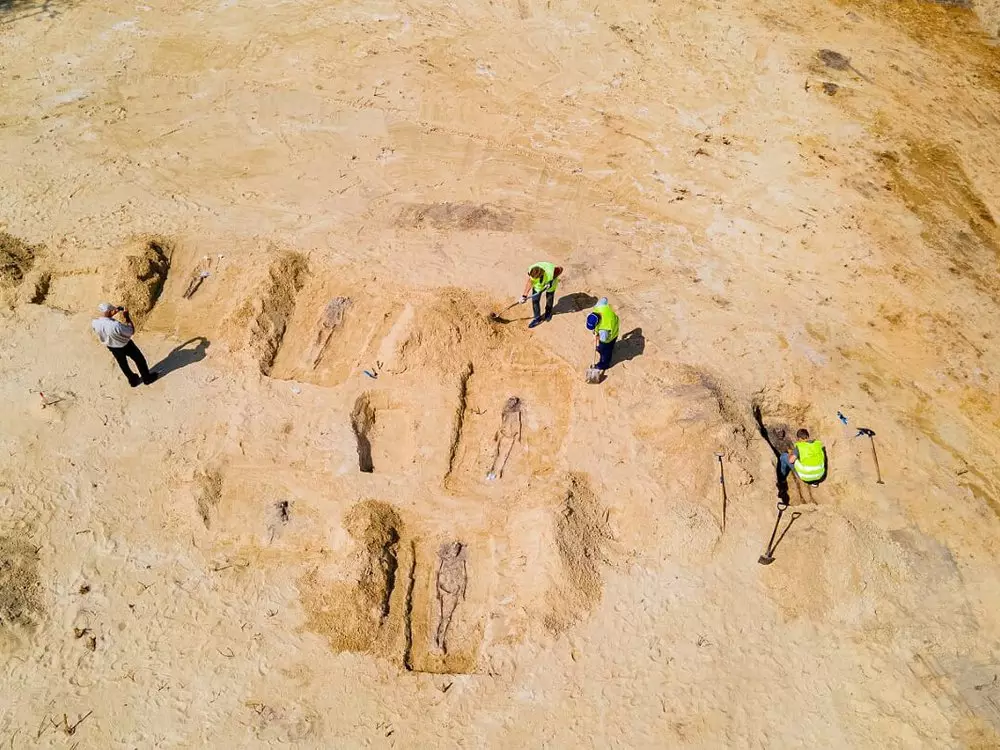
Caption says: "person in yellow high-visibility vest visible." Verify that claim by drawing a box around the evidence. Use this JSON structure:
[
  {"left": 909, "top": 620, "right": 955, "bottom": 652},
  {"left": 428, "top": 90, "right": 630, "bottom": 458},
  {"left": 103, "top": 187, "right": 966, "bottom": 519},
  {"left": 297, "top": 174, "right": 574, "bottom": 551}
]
[
  {"left": 585, "top": 297, "right": 620, "bottom": 371},
  {"left": 780, "top": 428, "right": 827, "bottom": 484},
  {"left": 519, "top": 262, "right": 563, "bottom": 328}
]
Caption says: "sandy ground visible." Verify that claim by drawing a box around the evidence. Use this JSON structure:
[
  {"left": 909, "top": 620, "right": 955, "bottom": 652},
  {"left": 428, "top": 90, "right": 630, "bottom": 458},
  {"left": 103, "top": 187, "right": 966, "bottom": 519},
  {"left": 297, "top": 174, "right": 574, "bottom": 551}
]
[{"left": 2, "top": 0, "right": 1000, "bottom": 747}]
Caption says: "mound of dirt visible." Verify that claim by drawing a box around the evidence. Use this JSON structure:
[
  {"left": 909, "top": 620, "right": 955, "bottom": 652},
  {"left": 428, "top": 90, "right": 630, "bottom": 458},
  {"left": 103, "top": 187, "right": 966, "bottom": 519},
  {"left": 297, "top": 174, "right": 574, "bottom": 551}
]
[
  {"left": 226, "top": 252, "right": 308, "bottom": 375},
  {"left": 0, "top": 533, "right": 43, "bottom": 636},
  {"left": 0, "top": 232, "right": 39, "bottom": 288},
  {"left": 344, "top": 500, "right": 403, "bottom": 621},
  {"left": 107, "top": 237, "right": 172, "bottom": 324},
  {"left": 395, "top": 202, "right": 517, "bottom": 232},
  {"left": 545, "top": 474, "right": 614, "bottom": 633},
  {"left": 300, "top": 501, "right": 405, "bottom": 656},
  {"left": 388, "top": 289, "right": 508, "bottom": 376},
  {"left": 17, "top": 269, "right": 50, "bottom": 305}
]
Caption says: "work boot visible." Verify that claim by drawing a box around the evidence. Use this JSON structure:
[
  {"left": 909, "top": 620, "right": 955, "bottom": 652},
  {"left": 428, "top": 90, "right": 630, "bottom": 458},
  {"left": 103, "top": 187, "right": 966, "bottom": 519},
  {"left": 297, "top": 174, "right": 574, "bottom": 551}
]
[
  {"left": 528, "top": 317, "right": 543, "bottom": 329},
  {"left": 143, "top": 372, "right": 160, "bottom": 385},
  {"left": 127, "top": 374, "right": 141, "bottom": 388},
  {"left": 543, "top": 311, "right": 553, "bottom": 322}
]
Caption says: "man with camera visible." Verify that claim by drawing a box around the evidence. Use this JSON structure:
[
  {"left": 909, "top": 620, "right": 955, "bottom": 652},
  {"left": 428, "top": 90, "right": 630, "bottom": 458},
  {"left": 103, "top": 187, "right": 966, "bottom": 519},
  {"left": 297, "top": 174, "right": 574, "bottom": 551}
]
[{"left": 91, "top": 302, "right": 159, "bottom": 387}]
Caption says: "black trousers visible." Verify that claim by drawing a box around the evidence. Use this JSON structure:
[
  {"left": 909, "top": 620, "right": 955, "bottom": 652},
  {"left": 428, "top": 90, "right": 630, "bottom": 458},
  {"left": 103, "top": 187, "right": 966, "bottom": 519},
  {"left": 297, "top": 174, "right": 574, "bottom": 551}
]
[
  {"left": 532, "top": 291, "right": 555, "bottom": 319},
  {"left": 109, "top": 340, "right": 150, "bottom": 382},
  {"left": 596, "top": 337, "right": 617, "bottom": 370}
]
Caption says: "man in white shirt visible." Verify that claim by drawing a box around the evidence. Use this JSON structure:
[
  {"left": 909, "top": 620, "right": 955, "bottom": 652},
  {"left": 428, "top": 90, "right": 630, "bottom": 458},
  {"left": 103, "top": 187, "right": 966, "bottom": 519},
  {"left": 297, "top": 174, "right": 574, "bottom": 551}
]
[{"left": 91, "top": 302, "right": 159, "bottom": 387}]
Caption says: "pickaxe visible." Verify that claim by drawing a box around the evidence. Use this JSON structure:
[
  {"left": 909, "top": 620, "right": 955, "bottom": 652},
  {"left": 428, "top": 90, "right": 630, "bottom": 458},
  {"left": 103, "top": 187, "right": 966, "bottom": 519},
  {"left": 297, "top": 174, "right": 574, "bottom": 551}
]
[{"left": 856, "top": 427, "right": 884, "bottom": 484}]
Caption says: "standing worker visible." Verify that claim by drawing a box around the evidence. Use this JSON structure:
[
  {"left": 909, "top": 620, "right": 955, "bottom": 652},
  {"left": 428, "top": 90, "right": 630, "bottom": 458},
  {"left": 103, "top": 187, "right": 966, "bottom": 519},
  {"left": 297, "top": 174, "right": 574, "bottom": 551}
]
[
  {"left": 779, "top": 428, "right": 826, "bottom": 485},
  {"left": 586, "top": 297, "right": 619, "bottom": 372},
  {"left": 91, "top": 302, "right": 159, "bottom": 387},
  {"left": 519, "top": 262, "right": 562, "bottom": 328}
]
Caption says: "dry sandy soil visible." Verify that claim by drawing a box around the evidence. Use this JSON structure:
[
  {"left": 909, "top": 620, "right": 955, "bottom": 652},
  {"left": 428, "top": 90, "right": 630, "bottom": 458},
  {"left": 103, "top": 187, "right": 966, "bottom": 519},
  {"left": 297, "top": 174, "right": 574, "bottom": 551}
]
[{"left": 2, "top": 0, "right": 1000, "bottom": 746}]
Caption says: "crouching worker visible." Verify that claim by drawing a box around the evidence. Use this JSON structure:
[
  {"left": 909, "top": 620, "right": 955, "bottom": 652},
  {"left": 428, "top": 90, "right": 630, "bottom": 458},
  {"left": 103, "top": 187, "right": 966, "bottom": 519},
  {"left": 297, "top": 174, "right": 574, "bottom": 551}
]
[
  {"left": 780, "top": 428, "right": 826, "bottom": 484},
  {"left": 586, "top": 297, "right": 619, "bottom": 371}
]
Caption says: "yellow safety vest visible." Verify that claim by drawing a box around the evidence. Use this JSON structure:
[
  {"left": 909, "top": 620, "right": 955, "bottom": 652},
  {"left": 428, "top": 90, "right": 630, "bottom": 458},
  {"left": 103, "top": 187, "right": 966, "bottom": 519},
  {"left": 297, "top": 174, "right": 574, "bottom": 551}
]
[
  {"left": 529, "top": 262, "right": 558, "bottom": 293},
  {"left": 793, "top": 440, "right": 825, "bottom": 482},
  {"left": 593, "top": 302, "right": 620, "bottom": 341}
]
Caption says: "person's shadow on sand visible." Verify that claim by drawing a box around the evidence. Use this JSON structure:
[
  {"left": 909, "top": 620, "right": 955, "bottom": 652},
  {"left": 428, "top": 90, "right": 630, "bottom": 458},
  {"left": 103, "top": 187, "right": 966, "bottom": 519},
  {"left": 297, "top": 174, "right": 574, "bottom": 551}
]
[
  {"left": 611, "top": 328, "right": 645, "bottom": 368},
  {"left": 152, "top": 337, "right": 210, "bottom": 378},
  {"left": 552, "top": 292, "right": 599, "bottom": 316}
]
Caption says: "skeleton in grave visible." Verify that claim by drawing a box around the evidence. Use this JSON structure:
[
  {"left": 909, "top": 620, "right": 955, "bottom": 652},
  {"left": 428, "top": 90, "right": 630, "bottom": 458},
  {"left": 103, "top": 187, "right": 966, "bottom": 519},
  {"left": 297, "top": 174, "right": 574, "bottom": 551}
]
[
  {"left": 310, "top": 297, "right": 352, "bottom": 368},
  {"left": 182, "top": 257, "right": 213, "bottom": 299},
  {"left": 434, "top": 541, "right": 468, "bottom": 654},
  {"left": 486, "top": 397, "right": 522, "bottom": 480}
]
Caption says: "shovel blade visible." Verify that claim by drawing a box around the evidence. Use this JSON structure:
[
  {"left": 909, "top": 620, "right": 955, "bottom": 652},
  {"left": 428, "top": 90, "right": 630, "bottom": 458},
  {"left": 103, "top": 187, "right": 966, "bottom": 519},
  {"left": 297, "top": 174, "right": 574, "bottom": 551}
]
[
  {"left": 585, "top": 367, "right": 603, "bottom": 384},
  {"left": 757, "top": 555, "right": 775, "bottom": 566}
]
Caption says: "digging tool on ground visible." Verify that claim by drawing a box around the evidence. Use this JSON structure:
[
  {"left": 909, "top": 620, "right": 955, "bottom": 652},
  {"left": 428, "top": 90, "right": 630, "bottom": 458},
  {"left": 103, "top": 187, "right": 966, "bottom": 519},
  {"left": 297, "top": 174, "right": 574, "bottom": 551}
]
[
  {"left": 585, "top": 362, "right": 603, "bottom": 384},
  {"left": 856, "top": 427, "right": 884, "bottom": 484},
  {"left": 715, "top": 452, "right": 728, "bottom": 532},
  {"left": 488, "top": 300, "right": 522, "bottom": 323},
  {"left": 758, "top": 501, "right": 787, "bottom": 565},
  {"left": 488, "top": 283, "right": 554, "bottom": 323}
]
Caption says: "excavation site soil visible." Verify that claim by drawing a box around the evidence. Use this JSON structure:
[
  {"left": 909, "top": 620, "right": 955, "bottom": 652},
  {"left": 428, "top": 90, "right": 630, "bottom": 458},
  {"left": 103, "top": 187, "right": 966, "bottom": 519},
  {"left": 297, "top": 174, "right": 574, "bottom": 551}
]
[{"left": 2, "top": 0, "right": 1000, "bottom": 746}]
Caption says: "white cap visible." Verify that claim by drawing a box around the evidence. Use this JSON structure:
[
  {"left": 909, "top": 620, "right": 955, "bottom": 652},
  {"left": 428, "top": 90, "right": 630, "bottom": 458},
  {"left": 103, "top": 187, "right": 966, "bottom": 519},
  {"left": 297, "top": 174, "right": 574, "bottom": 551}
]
[{"left": 97, "top": 302, "right": 114, "bottom": 313}]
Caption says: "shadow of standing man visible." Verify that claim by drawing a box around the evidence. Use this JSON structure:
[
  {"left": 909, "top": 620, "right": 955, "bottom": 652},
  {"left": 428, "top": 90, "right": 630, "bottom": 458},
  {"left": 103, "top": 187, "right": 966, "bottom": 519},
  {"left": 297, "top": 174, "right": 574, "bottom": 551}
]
[{"left": 151, "top": 337, "right": 210, "bottom": 379}]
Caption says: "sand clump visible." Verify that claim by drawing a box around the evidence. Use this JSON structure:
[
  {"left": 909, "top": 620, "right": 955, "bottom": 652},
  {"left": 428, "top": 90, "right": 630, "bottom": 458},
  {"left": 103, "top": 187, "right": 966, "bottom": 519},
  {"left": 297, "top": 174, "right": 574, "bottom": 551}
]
[
  {"left": 345, "top": 500, "right": 403, "bottom": 623},
  {"left": 395, "top": 202, "right": 517, "bottom": 232},
  {"left": 225, "top": 251, "right": 308, "bottom": 375},
  {"left": 0, "top": 533, "right": 43, "bottom": 640},
  {"left": 545, "top": 474, "right": 615, "bottom": 633},
  {"left": 0, "top": 232, "right": 39, "bottom": 286},
  {"left": 17, "top": 269, "right": 51, "bottom": 305},
  {"left": 0, "top": 232, "right": 41, "bottom": 307},
  {"left": 388, "top": 289, "right": 508, "bottom": 376},
  {"left": 300, "top": 501, "right": 404, "bottom": 656},
  {"left": 105, "top": 237, "right": 172, "bottom": 324}
]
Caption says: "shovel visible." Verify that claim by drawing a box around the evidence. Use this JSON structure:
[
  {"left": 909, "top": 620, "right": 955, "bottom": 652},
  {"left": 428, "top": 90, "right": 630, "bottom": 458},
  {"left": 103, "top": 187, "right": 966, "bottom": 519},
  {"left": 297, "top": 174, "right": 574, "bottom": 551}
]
[
  {"left": 758, "top": 502, "right": 787, "bottom": 565},
  {"left": 758, "top": 502, "right": 802, "bottom": 565},
  {"left": 488, "top": 284, "right": 554, "bottom": 323},
  {"left": 488, "top": 300, "right": 522, "bottom": 323},
  {"left": 585, "top": 363, "right": 603, "bottom": 384}
]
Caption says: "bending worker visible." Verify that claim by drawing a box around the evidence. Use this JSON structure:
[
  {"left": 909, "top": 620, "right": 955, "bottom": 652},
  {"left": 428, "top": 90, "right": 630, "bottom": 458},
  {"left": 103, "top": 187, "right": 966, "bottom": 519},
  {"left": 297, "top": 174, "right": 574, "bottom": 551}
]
[
  {"left": 520, "top": 262, "right": 562, "bottom": 328},
  {"left": 586, "top": 297, "right": 619, "bottom": 372},
  {"left": 779, "top": 428, "right": 826, "bottom": 484}
]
